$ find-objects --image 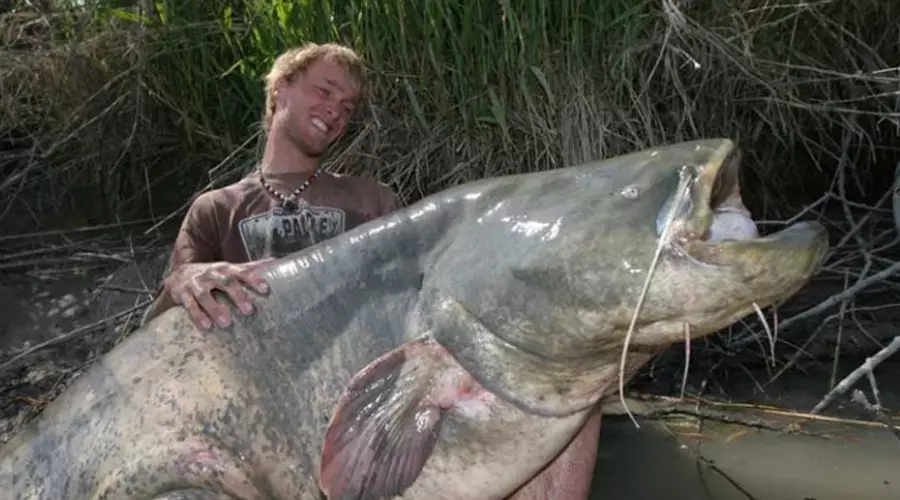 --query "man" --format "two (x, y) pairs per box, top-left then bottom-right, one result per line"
(141, 42), (399, 329)
(142, 41), (602, 499)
